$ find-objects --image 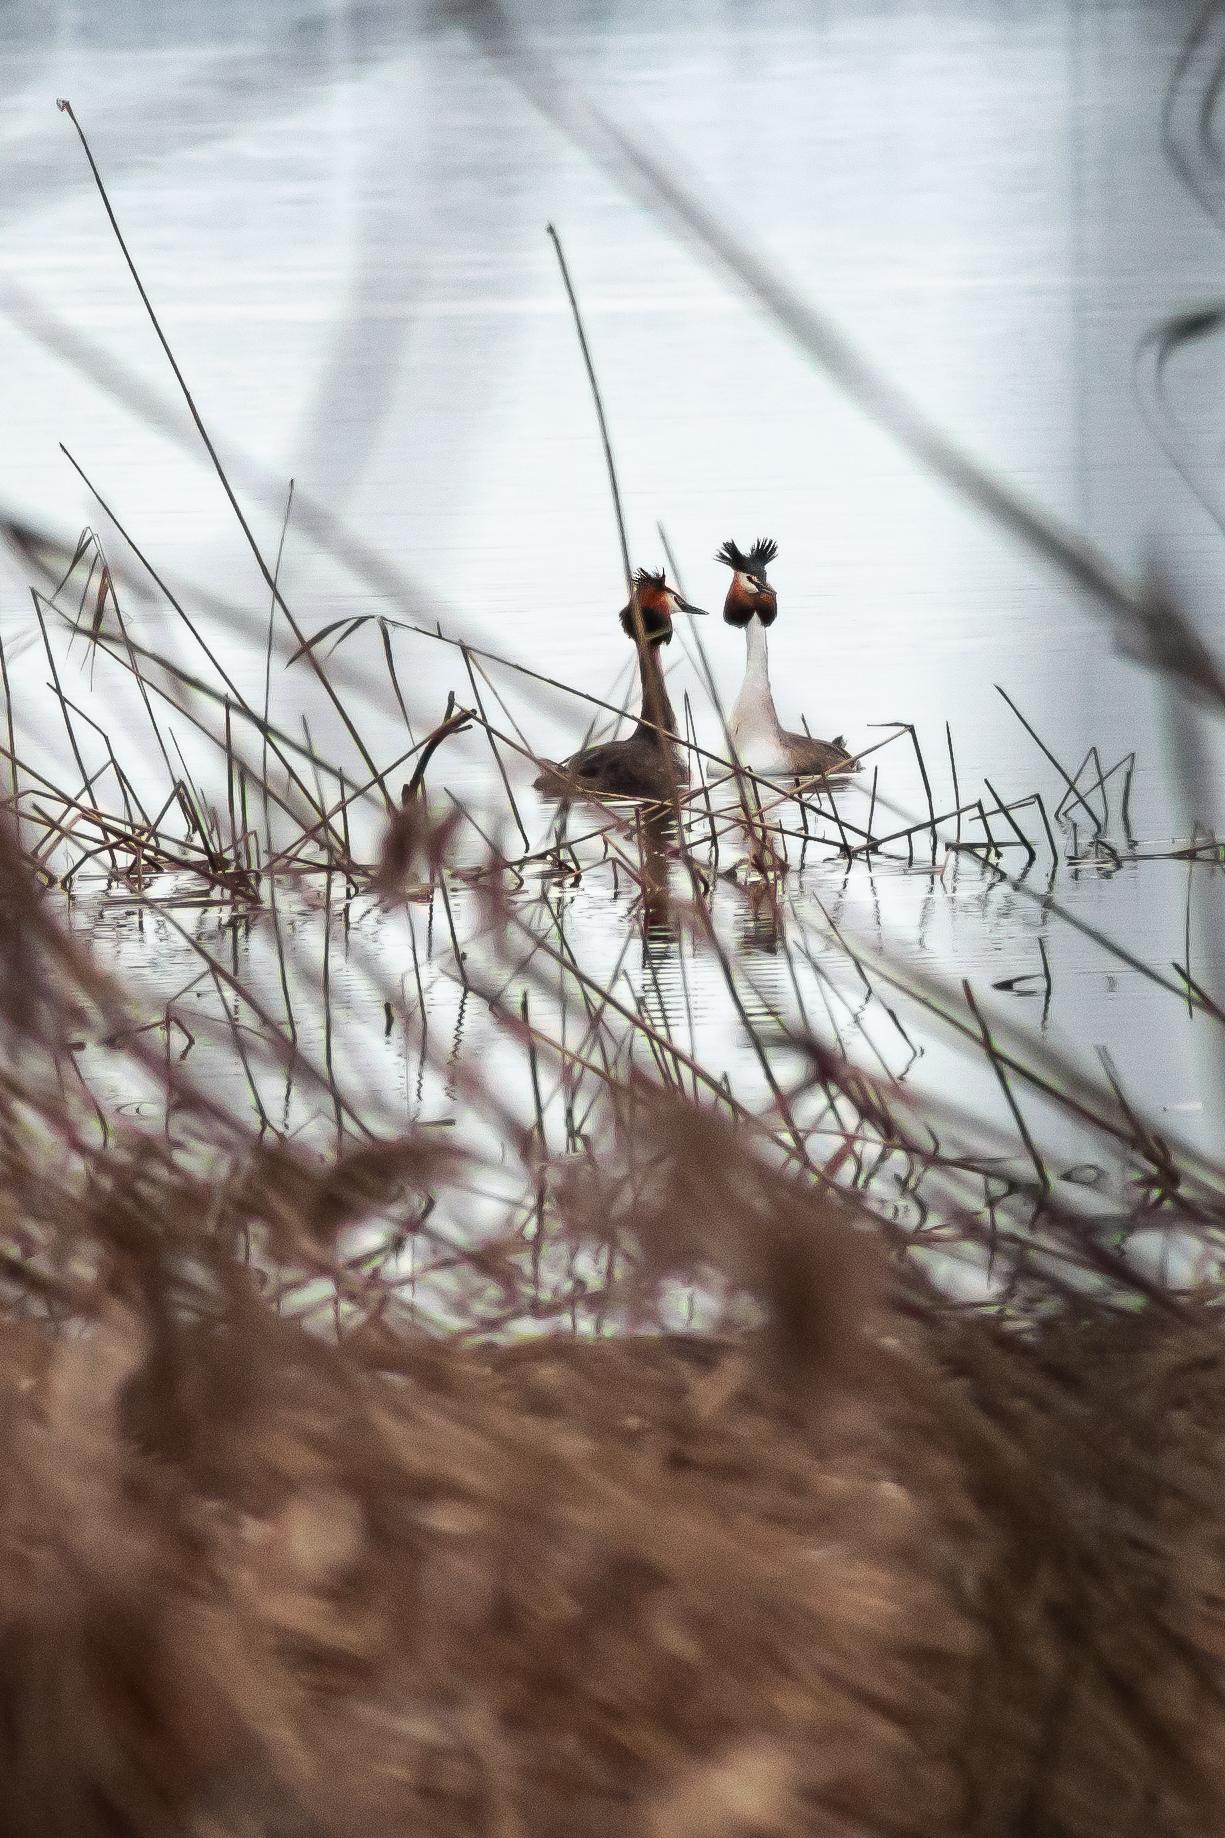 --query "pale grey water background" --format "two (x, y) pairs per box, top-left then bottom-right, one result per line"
(3, 0), (1225, 1209)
